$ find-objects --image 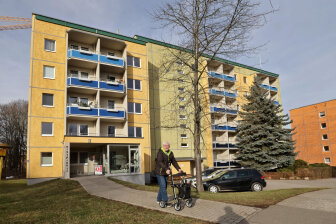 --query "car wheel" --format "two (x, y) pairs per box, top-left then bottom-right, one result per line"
(251, 182), (263, 192)
(208, 185), (219, 193)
